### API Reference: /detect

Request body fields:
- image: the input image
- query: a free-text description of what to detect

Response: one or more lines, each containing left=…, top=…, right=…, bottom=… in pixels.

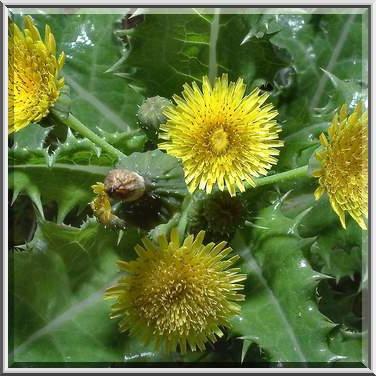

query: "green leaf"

left=24, top=13, right=144, bottom=132
left=278, top=123, right=324, bottom=170
left=231, top=200, right=345, bottom=363
left=328, top=328, right=366, bottom=365
left=265, top=12, right=367, bottom=134
left=34, top=219, right=116, bottom=290
left=9, top=221, right=122, bottom=363
left=12, top=123, right=52, bottom=149
left=281, top=186, right=365, bottom=293
left=9, top=157, right=109, bottom=223
left=9, top=125, right=145, bottom=223
left=112, top=11, right=291, bottom=97
left=10, top=247, right=71, bottom=351
left=309, top=221, right=362, bottom=281
left=318, top=279, right=362, bottom=330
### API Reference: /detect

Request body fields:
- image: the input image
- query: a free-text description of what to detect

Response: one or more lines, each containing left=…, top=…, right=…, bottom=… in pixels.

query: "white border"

left=2, top=0, right=375, bottom=373
left=1, top=0, right=375, bottom=5
left=3, top=4, right=8, bottom=375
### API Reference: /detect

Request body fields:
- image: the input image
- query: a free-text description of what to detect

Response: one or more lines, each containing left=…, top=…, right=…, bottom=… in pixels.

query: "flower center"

left=210, top=128, right=229, bottom=154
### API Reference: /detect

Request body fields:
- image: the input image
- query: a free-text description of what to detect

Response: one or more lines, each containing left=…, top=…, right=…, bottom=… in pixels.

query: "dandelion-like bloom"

left=105, top=228, right=246, bottom=353
left=313, top=103, right=368, bottom=230
left=159, top=74, right=283, bottom=196
left=8, top=16, right=65, bottom=133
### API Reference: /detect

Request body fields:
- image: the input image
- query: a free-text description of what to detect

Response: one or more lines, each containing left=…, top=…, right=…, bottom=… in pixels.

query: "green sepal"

left=51, top=85, right=71, bottom=120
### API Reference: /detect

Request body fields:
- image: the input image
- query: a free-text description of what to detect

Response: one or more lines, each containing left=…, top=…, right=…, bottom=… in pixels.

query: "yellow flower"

left=8, top=16, right=65, bottom=133
left=313, top=103, right=368, bottom=230
left=159, top=74, right=283, bottom=196
left=105, top=228, right=246, bottom=353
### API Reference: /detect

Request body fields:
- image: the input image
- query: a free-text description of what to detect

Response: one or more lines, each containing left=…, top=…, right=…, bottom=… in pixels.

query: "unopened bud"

left=137, top=96, right=171, bottom=142
left=104, top=169, right=145, bottom=202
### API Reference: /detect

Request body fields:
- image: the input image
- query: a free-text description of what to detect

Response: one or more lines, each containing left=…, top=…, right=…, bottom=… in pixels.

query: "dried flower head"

left=8, top=16, right=65, bottom=133
left=313, top=103, right=368, bottom=229
left=104, top=169, right=145, bottom=202
left=105, top=228, right=246, bottom=353
left=159, top=74, right=283, bottom=196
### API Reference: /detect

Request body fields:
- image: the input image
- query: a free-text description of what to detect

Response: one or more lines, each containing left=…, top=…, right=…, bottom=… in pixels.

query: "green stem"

left=177, top=194, right=194, bottom=239
left=51, top=110, right=126, bottom=160
left=254, top=165, right=310, bottom=188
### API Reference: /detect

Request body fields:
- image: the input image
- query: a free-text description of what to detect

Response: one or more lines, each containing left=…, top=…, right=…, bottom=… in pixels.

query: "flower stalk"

left=253, top=165, right=310, bottom=188
left=177, top=194, right=194, bottom=239
left=51, top=110, right=126, bottom=160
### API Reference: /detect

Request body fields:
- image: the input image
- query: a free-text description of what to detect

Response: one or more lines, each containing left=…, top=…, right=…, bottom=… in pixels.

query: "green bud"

left=137, top=96, right=171, bottom=142
left=52, top=85, right=71, bottom=120
left=307, top=146, right=321, bottom=177
left=188, top=191, right=249, bottom=242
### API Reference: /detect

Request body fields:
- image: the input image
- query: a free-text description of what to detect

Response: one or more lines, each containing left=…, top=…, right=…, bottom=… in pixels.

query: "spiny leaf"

left=281, top=188, right=364, bottom=284
left=264, top=13, right=366, bottom=134
left=9, top=246, right=71, bottom=351
left=9, top=221, right=123, bottom=363
left=231, top=199, right=345, bottom=363
left=50, top=128, right=102, bottom=166
left=9, top=163, right=109, bottom=223
left=310, top=221, right=362, bottom=281
left=318, top=279, right=362, bottom=330
left=9, top=125, right=145, bottom=223
left=111, top=12, right=291, bottom=97
left=12, top=123, right=52, bottom=149
left=328, top=328, right=366, bottom=365
left=30, top=218, right=114, bottom=290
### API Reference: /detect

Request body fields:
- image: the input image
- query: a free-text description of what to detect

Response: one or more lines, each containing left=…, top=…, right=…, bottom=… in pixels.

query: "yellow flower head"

left=8, top=16, right=65, bottom=133
left=313, top=103, right=368, bottom=230
left=159, top=74, right=283, bottom=196
left=105, top=228, right=246, bottom=353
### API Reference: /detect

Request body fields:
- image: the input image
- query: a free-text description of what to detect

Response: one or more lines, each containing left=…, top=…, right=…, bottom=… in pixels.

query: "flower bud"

left=189, top=191, right=248, bottom=241
left=137, top=96, right=171, bottom=142
left=104, top=169, right=145, bottom=202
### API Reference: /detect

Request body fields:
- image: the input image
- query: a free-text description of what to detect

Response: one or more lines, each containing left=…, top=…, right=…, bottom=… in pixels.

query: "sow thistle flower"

left=8, top=16, right=65, bottom=133
left=159, top=74, right=283, bottom=196
left=313, top=103, right=368, bottom=230
left=105, top=228, right=246, bottom=353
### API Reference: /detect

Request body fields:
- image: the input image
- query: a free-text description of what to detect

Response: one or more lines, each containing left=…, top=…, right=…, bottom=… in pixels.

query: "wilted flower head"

left=159, top=74, right=283, bottom=196
left=104, top=169, right=145, bottom=202
left=8, top=16, right=65, bottom=133
left=313, top=103, right=368, bottom=229
left=105, top=228, right=246, bottom=353
left=90, top=182, right=126, bottom=229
